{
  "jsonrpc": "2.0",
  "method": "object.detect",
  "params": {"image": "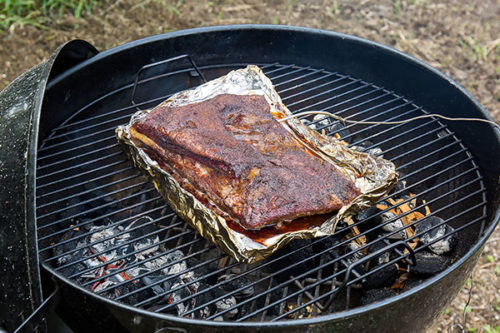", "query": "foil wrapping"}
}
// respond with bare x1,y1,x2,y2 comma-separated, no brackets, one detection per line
116,65,398,263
